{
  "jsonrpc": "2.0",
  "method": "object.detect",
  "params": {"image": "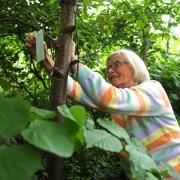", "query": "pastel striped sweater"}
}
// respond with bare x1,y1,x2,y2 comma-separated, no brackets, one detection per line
67,65,180,174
